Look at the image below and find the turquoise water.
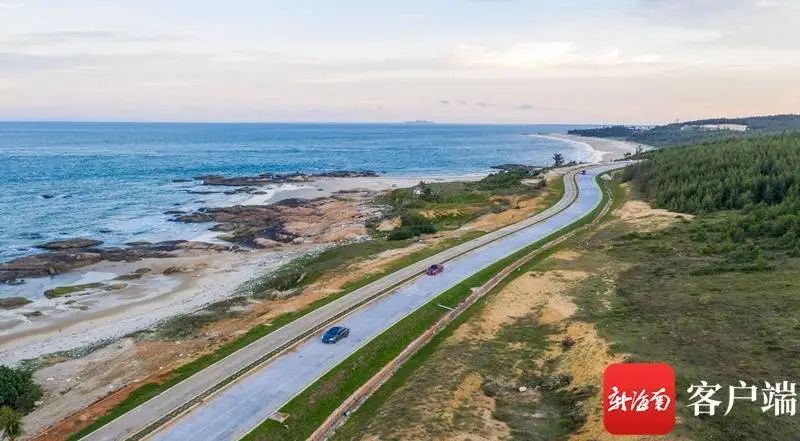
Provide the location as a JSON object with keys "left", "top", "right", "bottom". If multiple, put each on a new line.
{"left": 0, "top": 122, "right": 594, "bottom": 261}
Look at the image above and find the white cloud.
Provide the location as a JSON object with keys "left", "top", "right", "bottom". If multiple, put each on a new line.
{"left": 455, "top": 42, "right": 577, "bottom": 67}
{"left": 452, "top": 41, "right": 664, "bottom": 71}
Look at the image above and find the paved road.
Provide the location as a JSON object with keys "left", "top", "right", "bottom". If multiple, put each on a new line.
{"left": 81, "top": 163, "right": 622, "bottom": 441}
{"left": 143, "top": 164, "right": 623, "bottom": 441}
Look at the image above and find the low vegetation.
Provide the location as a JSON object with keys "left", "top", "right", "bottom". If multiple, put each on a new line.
{"left": 0, "top": 297, "right": 31, "bottom": 309}
{"left": 0, "top": 365, "right": 43, "bottom": 439}
{"left": 379, "top": 168, "right": 546, "bottom": 236}
{"left": 43, "top": 282, "right": 104, "bottom": 298}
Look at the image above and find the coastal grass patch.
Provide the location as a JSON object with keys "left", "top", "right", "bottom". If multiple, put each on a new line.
{"left": 141, "top": 296, "right": 251, "bottom": 340}
{"left": 242, "top": 174, "right": 611, "bottom": 441}
{"left": 0, "top": 296, "right": 32, "bottom": 309}
{"left": 567, "top": 214, "right": 800, "bottom": 440}
{"left": 378, "top": 169, "right": 549, "bottom": 235}
{"left": 43, "top": 283, "right": 104, "bottom": 298}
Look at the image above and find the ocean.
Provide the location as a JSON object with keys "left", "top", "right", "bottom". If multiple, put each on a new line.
{"left": 0, "top": 122, "right": 596, "bottom": 262}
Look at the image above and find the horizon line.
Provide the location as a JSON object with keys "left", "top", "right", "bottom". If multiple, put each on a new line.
{"left": 0, "top": 119, "right": 657, "bottom": 126}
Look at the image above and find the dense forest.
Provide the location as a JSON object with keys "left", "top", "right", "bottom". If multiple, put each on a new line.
{"left": 622, "top": 133, "right": 800, "bottom": 252}
{"left": 572, "top": 114, "right": 800, "bottom": 147}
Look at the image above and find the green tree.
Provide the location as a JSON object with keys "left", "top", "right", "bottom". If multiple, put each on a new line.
{"left": 0, "top": 366, "right": 42, "bottom": 414}
{"left": 552, "top": 152, "right": 565, "bottom": 167}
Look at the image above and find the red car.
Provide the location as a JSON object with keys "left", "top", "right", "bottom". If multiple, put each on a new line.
{"left": 426, "top": 264, "right": 444, "bottom": 276}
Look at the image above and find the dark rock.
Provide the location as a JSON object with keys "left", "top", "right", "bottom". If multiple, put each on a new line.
{"left": 198, "top": 170, "right": 378, "bottom": 187}
{"left": 134, "top": 267, "right": 152, "bottom": 274}
{"left": 210, "top": 223, "right": 237, "bottom": 232}
{"left": 0, "top": 251, "right": 103, "bottom": 282}
{"left": 114, "top": 273, "right": 143, "bottom": 281}
{"left": 316, "top": 170, "right": 378, "bottom": 178}
{"left": 163, "top": 210, "right": 186, "bottom": 215}
{"left": 172, "top": 178, "right": 193, "bottom": 183}
{"left": 41, "top": 194, "right": 55, "bottom": 199}
{"left": 273, "top": 198, "right": 309, "bottom": 207}
{"left": 223, "top": 187, "right": 258, "bottom": 195}
{"left": 36, "top": 238, "right": 103, "bottom": 250}
{"left": 173, "top": 212, "right": 214, "bottom": 223}
{"left": 7, "top": 278, "right": 25, "bottom": 286}
{"left": 98, "top": 229, "right": 113, "bottom": 234}
{"left": 185, "top": 190, "right": 222, "bottom": 195}
{"left": 23, "top": 310, "right": 43, "bottom": 318}
{"left": 163, "top": 266, "right": 185, "bottom": 275}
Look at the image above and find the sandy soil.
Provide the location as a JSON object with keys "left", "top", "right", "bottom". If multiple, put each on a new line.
{"left": 616, "top": 200, "right": 692, "bottom": 232}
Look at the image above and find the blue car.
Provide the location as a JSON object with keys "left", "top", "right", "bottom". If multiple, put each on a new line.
{"left": 322, "top": 326, "right": 350, "bottom": 344}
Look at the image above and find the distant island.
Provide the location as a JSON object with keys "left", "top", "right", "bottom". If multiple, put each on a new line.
{"left": 404, "top": 120, "right": 436, "bottom": 125}
{"left": 568, "top": 114, "right": 800, "bottom": 146}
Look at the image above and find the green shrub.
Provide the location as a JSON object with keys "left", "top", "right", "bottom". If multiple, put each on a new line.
{"left": 388, "top": 227, "right": 415, "bottom": 241}
{"left": 0, "top": 406, "right": 21, "bottom": 440}
{"left": 0, "top": 366, "right": 42, "bottom": 414}
{"left": 410, "top": 224, "right": 437, "bottom": 235}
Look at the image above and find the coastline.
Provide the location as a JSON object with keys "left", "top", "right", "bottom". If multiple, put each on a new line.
{"left": 534, "top": 133, "right": 643, "bottom": 161}
{"left": 0, "top": 134, "right": 607, "bottom": 365}
{"left": 0, "top": 173, "right": 485, "bottom": 365}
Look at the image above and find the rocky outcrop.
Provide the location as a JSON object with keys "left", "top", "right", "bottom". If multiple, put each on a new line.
{"left": 35, "top": 238, "right": 103, "bottom": 250}
{"left": 195, "top": 170, "right": 378, "bottom": 187}
{"left": 0, "top": 240, "right": 234, "bottom": 283}
{"left": 173, "top": 212, "right": 214, "bottom": 223}
{"left": 172, "top": 195, "right": 376, "bottom": 247}
{"left": 490, "top": 164, "right": 543, "bottom": 175}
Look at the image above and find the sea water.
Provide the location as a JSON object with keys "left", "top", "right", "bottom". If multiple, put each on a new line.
{"left": 0, "top": 122, "right": 596, "bottom": 262}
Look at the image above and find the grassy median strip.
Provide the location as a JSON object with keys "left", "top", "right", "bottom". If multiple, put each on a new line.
{"left": 69, "top": 177, "right": 567, "bottom": 440}
{"left": 242, "top": 173, "right": 610, "bottom": 441}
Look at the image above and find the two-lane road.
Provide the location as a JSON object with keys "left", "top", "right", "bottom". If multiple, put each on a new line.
{"left": 143, "top": 163, "right": 624, "bottom": 441}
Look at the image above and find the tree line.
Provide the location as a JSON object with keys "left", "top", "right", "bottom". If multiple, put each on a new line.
{"left": 622, "top": 133, "right": 800, "bottom": 252}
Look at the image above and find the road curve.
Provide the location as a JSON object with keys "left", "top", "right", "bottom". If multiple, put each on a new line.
{"left": 144, "top": 163, "right": 624, "bottom": 441}
{"left": 81, "top": 163, "right": 624, "bottom": 441}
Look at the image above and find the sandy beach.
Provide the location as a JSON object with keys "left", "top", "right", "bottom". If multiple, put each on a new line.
{"left": 0, "top": 173, "right": 487, "bottom": 366}
{"left": 535, "top": 133, "right": 644, "bottom": 161}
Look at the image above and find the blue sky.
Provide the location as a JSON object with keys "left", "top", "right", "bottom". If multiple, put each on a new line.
{"left": 1, "top": 0, "right": 798, "bottom": 123}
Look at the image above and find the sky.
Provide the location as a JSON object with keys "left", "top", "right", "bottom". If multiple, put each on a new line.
{"left": 0, "top": 0, "right": 798, "bottom": 124}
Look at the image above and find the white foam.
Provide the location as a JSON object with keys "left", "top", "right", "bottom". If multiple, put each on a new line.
{"left": 530, "top": 134, "right": 604, "bottom": 163}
